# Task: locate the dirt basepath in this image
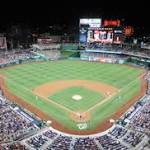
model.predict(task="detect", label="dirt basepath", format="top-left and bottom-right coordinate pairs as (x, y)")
top-left (33, 80), bottom-right (118, 97)
top-left (0, 72), bottom-right (147, 135)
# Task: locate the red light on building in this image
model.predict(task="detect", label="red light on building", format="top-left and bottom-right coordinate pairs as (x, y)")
top-left (123, 26), bottom-right (134, 36)
top-left (104, 20), bottom-right (121, 27)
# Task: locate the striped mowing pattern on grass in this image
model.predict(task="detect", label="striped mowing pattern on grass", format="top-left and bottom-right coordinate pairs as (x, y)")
top-left (0, 60), bottom-right (144, 130)
top-left (49, 86), bottom-right (104, 111)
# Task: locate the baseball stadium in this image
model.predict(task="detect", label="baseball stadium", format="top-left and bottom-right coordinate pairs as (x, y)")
top-left (0, 59), bottom-right (147, 133)
top-left (0, 19), bottom-right (150, 149)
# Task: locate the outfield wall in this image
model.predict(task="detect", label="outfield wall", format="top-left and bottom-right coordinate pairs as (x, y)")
top-left (80, 51), bottom-right (126, 64)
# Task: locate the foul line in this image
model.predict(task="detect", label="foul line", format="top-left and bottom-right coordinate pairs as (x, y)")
top-left (83, 91), bottom-right (118, 114)
top-left (35, 93), bottom-right (74, 113)
top-left (83, 74), bottom-right (144, 115)
top-left (6, 78), bottom-right (74, 114)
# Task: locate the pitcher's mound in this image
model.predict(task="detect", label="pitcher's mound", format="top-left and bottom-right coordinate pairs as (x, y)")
top-left (72, 95), bottom-right (82, 101)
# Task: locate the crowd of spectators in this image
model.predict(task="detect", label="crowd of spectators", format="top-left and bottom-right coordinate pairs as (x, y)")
top-left (119, 72), bottom-right (150, 135)
top-left (43, 130), bottom-right (58, 140)
top-left (73, 137), bottom-right (99, 150)
top-left (146, 71), bottom-right (150, 94)
top-left (85, 43), bottom-right (150, 59)
top-left (26, 135), bottom-right (48, 149)
top-left (0, 49), bottom-right (60, 66)
top-left (0, 142), bottom-right (27, 150)
top-left (0, 94), bottom-right (38, 144)
top-left (32, 44), bottom-right (61, 51)
top-left (127, 97), bottom-right (150, 133)
top-left (108, 126), bottom-right (127, 139)
top-left (19, 123), bottom-right (149, 150)
top-left (37, 50), bottom-right (61, 60)
top-left (0, 44), bottom-right (149, 68)
top-left (123, 49), bottom-right (150, 59)
top-left (47, 135), bottom-right (72, 150)
top-left (0, 50), bottom-right (36, 66)
top-left (96, 134), bottom-right (128, 150)
top-left (22, 128), bottom-right (130, 150)
top-left (122, 131), bottom-right (144, 147)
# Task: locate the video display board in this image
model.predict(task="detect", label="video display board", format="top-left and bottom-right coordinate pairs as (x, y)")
top-left (79, 27), bottom-right (88, 43)
top-left (79, 18), bottom-right (102, 44)
top-left (79, 18), bottom-right (123, 45)
top-left (80, 19), bottom-right (102, 28)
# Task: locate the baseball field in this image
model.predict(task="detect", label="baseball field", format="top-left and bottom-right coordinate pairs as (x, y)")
top-left (0, 60), bottom-right (146, 134)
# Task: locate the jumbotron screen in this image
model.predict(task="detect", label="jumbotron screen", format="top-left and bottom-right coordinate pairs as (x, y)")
top-left (80, 19), bottom-right (102, 28)
top-left (88, 30), bottom-right (113, 43)
top-left (79, 18), bottom-right (123, 44)
top-left (79, 18), bottom-right (102, 44)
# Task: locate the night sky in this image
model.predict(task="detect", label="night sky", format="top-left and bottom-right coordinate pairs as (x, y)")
top-left (0, 0), bottom-right (149, 35)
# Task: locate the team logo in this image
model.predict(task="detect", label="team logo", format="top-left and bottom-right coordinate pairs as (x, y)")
top-left (77, 123), bottom-right (87, 130)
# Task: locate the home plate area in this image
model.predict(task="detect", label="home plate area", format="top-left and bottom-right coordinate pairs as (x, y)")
top-left (72, 95), bottom-right (82, 101)
top-left (70, 111), bottom-right (91, 123)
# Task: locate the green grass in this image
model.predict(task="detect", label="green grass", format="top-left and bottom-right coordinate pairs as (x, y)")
top-left (90, 78), bottom-right (141, 129)
top-left (49, 86), bottom-right (104, 111)
top-left (61, 50), bottom-right (80, 58)
top-left (0, 60), bottom-right (144, 131)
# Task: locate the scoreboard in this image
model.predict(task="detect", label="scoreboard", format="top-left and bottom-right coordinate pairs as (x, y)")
top-left (79, 18), bottom-right (123, 45)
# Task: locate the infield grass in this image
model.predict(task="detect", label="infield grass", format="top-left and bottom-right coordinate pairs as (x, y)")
top-left (49, 86), bottom-right (104, 111)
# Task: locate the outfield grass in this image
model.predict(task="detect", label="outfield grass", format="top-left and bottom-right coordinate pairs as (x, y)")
top-left (0, 60), bottom-right (144, 131)
top-left (49, 86), bottom-right (104, 111)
